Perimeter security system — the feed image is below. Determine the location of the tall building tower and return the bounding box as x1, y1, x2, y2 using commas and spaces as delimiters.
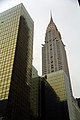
42, 15, 69, 78
42, 14, 80, 120
0, 3, 34, 119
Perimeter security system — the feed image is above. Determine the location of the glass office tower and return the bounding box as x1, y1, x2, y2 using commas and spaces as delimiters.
0, 3, 34, 120
47, 70, 76, 120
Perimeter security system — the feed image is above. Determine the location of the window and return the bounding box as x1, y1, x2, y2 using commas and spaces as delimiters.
1, 21, 4, 23
51, 61, 53, 63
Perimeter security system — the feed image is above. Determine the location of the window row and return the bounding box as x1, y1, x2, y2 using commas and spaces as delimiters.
0, 25, 18, 32
1, 69, 12, 74
0, 88, 10, 92
0, 73, 12, 78
50, 84, 66, 89
1, 49, 15, 55
0, 80, 11, 84
0, 36, 17, 43
0, 31, 17, 37
1, 60, 14, 65
1, 42, 16, 47
1, 52, 15, 58
0, 11, 20, 21
49, 79, 64, 83
0, 95, 8, 99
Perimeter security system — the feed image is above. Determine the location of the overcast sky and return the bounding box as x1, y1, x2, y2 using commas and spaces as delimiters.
0, 0, 80, 98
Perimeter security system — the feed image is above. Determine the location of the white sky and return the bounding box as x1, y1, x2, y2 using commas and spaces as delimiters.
0, 0, 80, 98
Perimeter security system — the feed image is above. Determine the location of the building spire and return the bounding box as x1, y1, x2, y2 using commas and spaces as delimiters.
50, 10, 53, 23
47, 11, 57, 31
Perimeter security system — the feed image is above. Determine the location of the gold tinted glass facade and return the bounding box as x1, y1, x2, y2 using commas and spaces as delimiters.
47, 70, 67, 101
0, 7, 20, 100
0, 4, 34, 100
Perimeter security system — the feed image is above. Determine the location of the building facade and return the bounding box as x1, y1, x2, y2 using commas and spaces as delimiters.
42, 16, 70, 79
76, 98, 80, 108
72, 97, 80, 120
0, 3, 34, 120
42, 15, 80, 120
46, 70, 75, 120
30, 77, 41, 120
31, 76, 71, 120
32, 66, 38, 78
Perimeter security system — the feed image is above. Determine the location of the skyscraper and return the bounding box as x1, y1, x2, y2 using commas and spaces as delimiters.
42, 14, 80, 120
42, 15, 70, 78
0, 3, 34, 119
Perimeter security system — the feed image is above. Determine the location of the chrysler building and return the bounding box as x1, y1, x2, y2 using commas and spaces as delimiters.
42, 15, 70, 79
